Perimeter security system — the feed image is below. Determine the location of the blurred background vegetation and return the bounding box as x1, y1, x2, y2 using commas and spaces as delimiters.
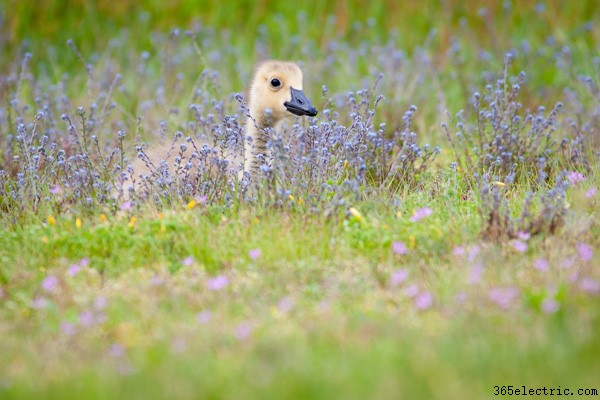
2, 0, 598, 73
1, 0, 598, 143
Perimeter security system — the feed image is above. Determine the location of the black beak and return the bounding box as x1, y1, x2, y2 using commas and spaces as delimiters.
284, 87, 318, 117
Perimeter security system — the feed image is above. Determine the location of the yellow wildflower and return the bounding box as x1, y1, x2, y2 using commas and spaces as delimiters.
99, 213, 107, 223
349, 207, 362, 221
270, 306, 279, 318
288, 194, 295, 202
47, 215, 56, 225
396, 211, 402, 219
187, 200, 196, 209
344, 160, 349, 170
492, 181, 505, 187
128, 216, 136, 227
75, 218, 82, 228
408, 235, 416, 249
298, 197, 304, 205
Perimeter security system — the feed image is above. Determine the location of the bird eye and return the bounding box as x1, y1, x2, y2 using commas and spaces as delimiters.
270, 78, 281, 88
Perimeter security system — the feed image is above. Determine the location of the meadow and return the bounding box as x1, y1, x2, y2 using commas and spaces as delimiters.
0, 1, 599, 398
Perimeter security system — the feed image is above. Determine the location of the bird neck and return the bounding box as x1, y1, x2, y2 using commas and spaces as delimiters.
243, 109, 275, 178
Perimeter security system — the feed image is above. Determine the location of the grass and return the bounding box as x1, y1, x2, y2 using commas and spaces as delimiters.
1, 180, 599, 398
1, 1, 600, 398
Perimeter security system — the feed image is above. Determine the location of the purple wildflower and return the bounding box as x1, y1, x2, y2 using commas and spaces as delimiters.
452, 246, 465, 256
41, 275, 58, 292
248, 248, 262, 260
79, 310, 96, 328
414, 291, 433, 310
568, 271, 579, 283
108, 343, 125, 358
409, 207, 432, 222
150, 275, 164, 286
94, 296, 108, 310
182, 256, 195, 266
50, 185, 61, 195
391, 241, 407, 255
234, 322, 253, 340
278, 296, 294, 314
206, 275, 229, 291
576, 243, 593, 262
516, 231, 531, 241
79, 257, 90, 267
541, 298, 559, 314
32, 297, 49, 309
560, 257, 575, 269
585, 187, 597, 198
579, 278, 600, 294
533, 258, 549, 272
404, 284, 419, 297
566, 171, 585, 186
120, 201, 133, 211
467, 245, 480, 262
390, 268, 408, 287
469, 263, 484, 284
196, 310, 212, 324
67, 263, 81, 276
60, 321, 77, 336
488, 286, 519, 309
511, 240, 528, 253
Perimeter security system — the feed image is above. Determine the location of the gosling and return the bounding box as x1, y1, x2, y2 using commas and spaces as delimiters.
125, 60, 317, 197
241, 60, 318, 177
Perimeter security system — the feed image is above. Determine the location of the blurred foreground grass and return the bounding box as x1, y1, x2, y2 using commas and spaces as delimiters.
1, 181, 599, 399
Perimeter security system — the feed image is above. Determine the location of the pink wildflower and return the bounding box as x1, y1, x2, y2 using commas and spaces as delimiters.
414, 291, 433, 310
391, 241, 407, 255
541, 298, 559, 314
488, 286, 519, 309
579, 278, 600, 294
196, 310, 212, 324
567, 171, 585, 186
410, 207, 432, 222
41, 275, 58, 292
533, 258, 549, 272
182, 256, 195, 266
249, 248, 262, 260
390, 269, 408, 287
576, 243, 593, 262
234, 322, 253, 340
206, 275, 229, 291
511, 240, 528, 253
